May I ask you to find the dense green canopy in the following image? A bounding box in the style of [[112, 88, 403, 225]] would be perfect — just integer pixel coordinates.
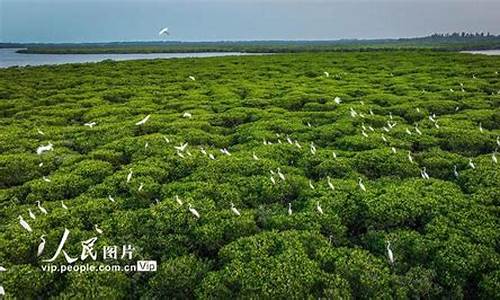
[[0, 50, 499, 298]]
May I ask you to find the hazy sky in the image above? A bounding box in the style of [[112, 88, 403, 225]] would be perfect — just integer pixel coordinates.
[[1, 0, 499, 43]]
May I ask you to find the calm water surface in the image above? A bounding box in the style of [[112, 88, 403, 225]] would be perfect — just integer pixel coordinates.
[[0, 48, 254, 68], [461, 50, 500, 55]]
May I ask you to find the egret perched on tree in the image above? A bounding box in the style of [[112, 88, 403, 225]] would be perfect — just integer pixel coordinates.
[[323, 71, 330, 77], [414, 124, 422, 135], [361, 130, 368, 138], [270, 176, 276, 185], [61, 201, 68, 210], [0, 285, 4, 296], [386, 241, 394, 265], [497, 136, 500, 147], [36, 201, 48, 215], [252, 152, 259, 160], [421, 167, 430, 180], [277, 168, 285, 181], [468, 158, 475, 169], [36, 143, 53, 155], [492, 149, 498, 164], [288, 203, 292, 215], [0, 266, 5, 272], [208, 153, 215, 160], [358, 178, 366, 192], [37, 128, 45, 135], [316, 202, 323, 215], [18, 215, 32, 232], [183, 112, 192, 118], [391, 147, 397, 154], [407, 151, 414, 164], [37, 235, 46, 257], [188, 76, 196, 81], [135, 114, 151, 125], [138, 183, 144, 192], [453, 165, 459, 178], [405, 128, 412, 135], [188, 203, 200, 219], [127, 170, 133, 183], [84, 122, 97, 128], [310, 142, 317, 155], [28, 209, 36, 220], [108, 195, 115, 202], [334, 97, 342, 104], [159, 27, 170, 36], [42, 176, 51, 182], [381, 134, 388, 142], [327, 176, 335, 190], [230, 202, 241, 216], [175, 195, 183, 205], [309, 180, 315, 190], [94, 224, 103, 234], [479, 123, 483, 133]]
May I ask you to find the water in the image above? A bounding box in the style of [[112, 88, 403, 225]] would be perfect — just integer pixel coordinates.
[[461, 50, 500, 55], [0, 48, 252, 68]]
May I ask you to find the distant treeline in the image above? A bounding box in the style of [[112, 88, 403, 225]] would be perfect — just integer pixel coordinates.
[[2, 33, 500, 54]]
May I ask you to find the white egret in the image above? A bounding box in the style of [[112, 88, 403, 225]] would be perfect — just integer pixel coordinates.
[[37, 235, 46, 257], [177, 151, 185, 158], [405, 128, 412, 135], [386, 241, 394, 264], [270, 176, 276, 185], [407, 151, 413, 164], [327, 176, 334, 190], [416, 107, 421, 113], [450, 88, 454, 93], [0, 286, 4, 296], [84, 122, 97, 128], [0, 267, 5, 272], [434, 121, 440, 129], [362, 123, 367, 131], [208, 153, 215, 160], [42, 176, 51, 183], [159, 27, 170, 36], [200, 147, 207, 156], [108, 195, 115, 202], [288, 203, 292, 215], [334, 97, 342, 104], [230, 202, 241, 216], [127, 170, 133, 183], [37, 128, 45, 135], [36, 201, 48, 215], [350, 108, 358, 118], [391, 147, 397, 153], [252, 152, 259, 160], [94, 224, 103, 234], [61, 201, 68, 210], [358, 178, 366, 192], [324, 71, 330, 77], [389, 112, 393, 120], [332, 151, 337, 158], [316, 202, 323, 215], [18, 215, 32, 232], [368, 126, 375, 132], [286, 135, 293, 144], [294, 140, 302, 149], [382, 126, 390, 133], [492, 149, 498, 163], [36, 143, 53, 155], [381, 134, 388, 142], [188, 76, 196, 81], [28, 209, 36, 220], [277, 168, 285, 181], [479, 123, 483, 133], [188, 203, 200, 219], [138, 183, 144, 192], [361, 130, 368, 138], [369, 109, 374, 115], [135, 114, 151, 126], [182, 112, 192, 118], [421, 167, 430, 180], [220, 148, 231, 156], [429, 115, 436, 122], [415, 125, 422, 135], [175, 195, 183, 206], [163, 136, 171, 143], [309, 180, 315, 190], [307, 122, 312, 127], [453, 165, 459, 178], [39, 162, 43, 167], [496, 136, 500, 147], [468, 158, 475, 169], [175, 142, 188, 152]]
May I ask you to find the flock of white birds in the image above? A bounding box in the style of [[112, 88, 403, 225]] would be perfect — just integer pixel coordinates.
[[2, 70, 500, 297]]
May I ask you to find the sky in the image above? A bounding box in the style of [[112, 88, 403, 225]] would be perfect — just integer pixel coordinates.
[[1, 0, 499, 43]]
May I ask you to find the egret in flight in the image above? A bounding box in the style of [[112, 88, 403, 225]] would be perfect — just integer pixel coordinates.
[[37, 235, 46, 257], [135, 114, 151, 125], [19, 215, 33, 232], [230, 202, 241, 216], [159, 27, 170, 36], [36, 201, 48, 214], [188, 203, 200, 219], [84, 122, 97, 128]]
